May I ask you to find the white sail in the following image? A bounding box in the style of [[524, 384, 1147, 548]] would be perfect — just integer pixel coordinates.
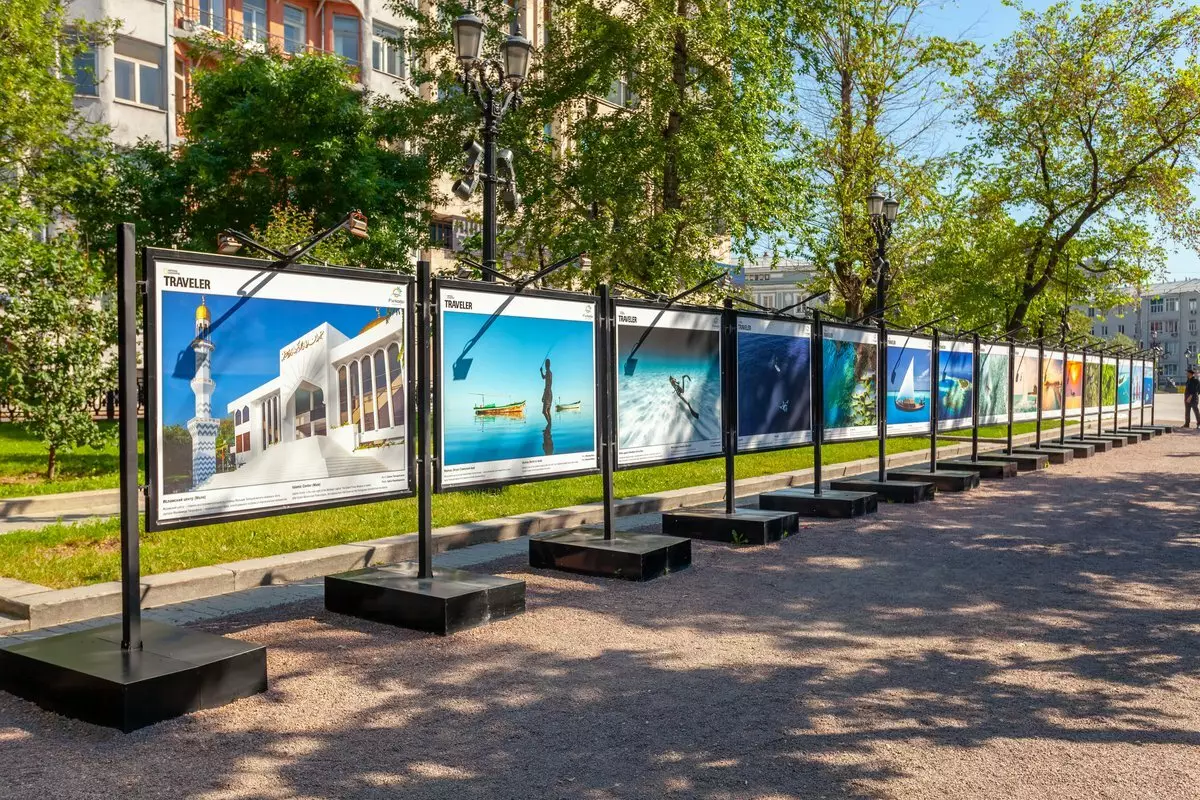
[[898, 359, 916, 401]]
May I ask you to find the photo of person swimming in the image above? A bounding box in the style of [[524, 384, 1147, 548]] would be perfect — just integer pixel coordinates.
[[615, 305, 722, 467]]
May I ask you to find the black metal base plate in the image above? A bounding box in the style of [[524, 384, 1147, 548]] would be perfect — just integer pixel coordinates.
[[973, 452, 1049, 471], [886, 467, 981, 492], [1008, 446, 1074, 464], [0, 620, 267, 732], [1096, 431, 1141, 444], [1114, 428, 1153, 441], [1066, 437, 1114, 452], [759, 487, 879, 518], [938, 458, 1019, 478], [1148, 424, 1174, 434], [829, 477, 936, 503], [1124, 427, 1162, 437], [325, 564, 526, 636], [661, 508, 799, 545], [1079, 434, 1125, 447], [529, 529, 691, 581]]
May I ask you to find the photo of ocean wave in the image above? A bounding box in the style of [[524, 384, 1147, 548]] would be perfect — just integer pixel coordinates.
[[737, 330, 810, 440], [1117, 363, 1131, 406], [617, 323, 721, 451]]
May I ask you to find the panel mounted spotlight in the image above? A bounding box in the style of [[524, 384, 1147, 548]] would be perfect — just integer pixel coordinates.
[[500, 181, 521, 214], [216, 233, 242, 255], [496, 148, 516, 181], [463, 139, 483, 172], [452, 173, 479, 201]]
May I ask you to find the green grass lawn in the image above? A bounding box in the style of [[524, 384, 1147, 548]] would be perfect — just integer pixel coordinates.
[[0, 422, 146, 498], [0, 417, 1073, 590]]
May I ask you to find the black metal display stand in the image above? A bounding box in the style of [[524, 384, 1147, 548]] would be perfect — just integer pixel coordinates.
[[530, 284, 691, 580], [1069, 346, 1115, 451], [829, 319, 934, 501], [942, 333, 1018, 478], [662, 301, 800, 543], [887, 327, 979, 491], [1009, 333, 1076, 464], [980, 337, 1047, 472], [326, 260, 526, 631], [760, 310, 879, 517], [0, 225, 267, 732], [1111, 351, 1154, 439]]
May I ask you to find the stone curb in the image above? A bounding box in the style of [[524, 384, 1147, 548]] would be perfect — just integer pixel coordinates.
[[0, 488, 143, 522], [0, 426, 1084, 634]]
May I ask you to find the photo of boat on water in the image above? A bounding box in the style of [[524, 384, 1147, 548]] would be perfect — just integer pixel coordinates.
[[1065, 355, 1084, 411], [1084, 358, 1101, 411], [884, 334, 931, 436], [736, 317, 811, 451], [822, 326, 877, 441], [1117, 361, 1131, 406], [1041, 354, 1064, 412], [936, 341, 973, 430], [978, 345, 1010, 425], [616, 306, 722, 466], [439, 288, 598, 488], [1012, 347, 1040, 421]]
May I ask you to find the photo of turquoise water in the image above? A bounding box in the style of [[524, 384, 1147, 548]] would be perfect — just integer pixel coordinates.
[[979, 350, 1009, 421], [441, 309, 596, 467], [1132, 363, 1144, 405], [822, 334, 876, 436], [885, 338, 930, 432], [1144, 373, 1155, 404], [617, 321, 721, 452], [937, 349, 974, 427], [1117, 362, 1131, 405], [737, 328, 810, 443]]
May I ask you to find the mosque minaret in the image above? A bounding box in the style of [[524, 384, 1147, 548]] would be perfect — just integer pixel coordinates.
[[187, 297, 219, 488]]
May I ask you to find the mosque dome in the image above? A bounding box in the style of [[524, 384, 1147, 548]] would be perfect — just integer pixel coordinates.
[[196, 297, 210, 323], [358, 309, 390, 335]]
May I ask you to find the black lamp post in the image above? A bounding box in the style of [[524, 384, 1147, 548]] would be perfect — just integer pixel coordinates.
[[451, 12, 533, 281], [867, 190, 900, 317]]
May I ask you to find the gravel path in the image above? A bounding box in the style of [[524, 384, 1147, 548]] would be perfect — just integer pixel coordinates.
[[3, 430, 1200, 799]]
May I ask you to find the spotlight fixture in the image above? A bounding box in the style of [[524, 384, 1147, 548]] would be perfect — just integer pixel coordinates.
[[496, 148, 515, 181], [500, 181, 521, 214], [452, 173, 480, 201], [216, 233, 242, 255], [347, 211, 369, 239], [463, 139, 483, 172]]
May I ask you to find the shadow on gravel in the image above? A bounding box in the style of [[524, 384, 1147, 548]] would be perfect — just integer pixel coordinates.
[[2, 445, 1199, 799]]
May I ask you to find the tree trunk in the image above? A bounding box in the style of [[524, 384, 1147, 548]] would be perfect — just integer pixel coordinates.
[[661, 0, 688, 216], [47, 444, 56, 481]]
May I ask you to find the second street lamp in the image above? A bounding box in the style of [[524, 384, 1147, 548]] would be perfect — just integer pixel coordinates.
[[451, 12, 533, 281]]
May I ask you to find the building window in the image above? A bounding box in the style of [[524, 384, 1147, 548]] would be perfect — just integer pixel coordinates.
[[1165, 341, 1179, 356], [372, 23, 405, 77], [374, 350, 390, 426], [243, 0, 268, 43], [604, 74, 638, 108], [388, 343, 404, 427], [70, 43, 98, 96], [1166, 320, 1179, 334], [199, 0, 226, 33], [1190, 319, 1198, 335], [1117, 324, 1124, 334], [1166, 297, 1180, 312], [1150, 321, 1164, 336], [334, 15, 361, 66], [1101, 325, 1108, 336], [360, 356, 376, 432], [1150, 297, 1164, 313], [431, 220, 453, 249], [338, 366, 349, 426], [1165, 363, 1178, 377], [349, 362, 361, 426], [1191, 297, 1198, 313], [284, 5, 307, 54], [114, 40, 165, 108], [1087, 306, 1095, 317]]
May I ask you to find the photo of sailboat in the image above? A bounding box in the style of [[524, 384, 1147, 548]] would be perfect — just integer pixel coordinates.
[[894, 362, 927, 411], [885, 334, 931, 435]]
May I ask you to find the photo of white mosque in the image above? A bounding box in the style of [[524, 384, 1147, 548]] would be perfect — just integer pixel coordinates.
[[184, 296, 408, 493]]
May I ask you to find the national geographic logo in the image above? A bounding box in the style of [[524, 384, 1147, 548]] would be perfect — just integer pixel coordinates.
[[444, 294, 473, 310], [164, 275, 211, 290]]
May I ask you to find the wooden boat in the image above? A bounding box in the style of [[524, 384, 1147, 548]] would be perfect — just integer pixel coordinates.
[[555, 400, 581, 412], [894, 361, 927, 412], [474, 400, 526, 417]]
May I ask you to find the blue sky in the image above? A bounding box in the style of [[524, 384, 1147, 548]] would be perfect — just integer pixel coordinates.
[[161, 291, 386, 427], [900, 1, 1199, 281]]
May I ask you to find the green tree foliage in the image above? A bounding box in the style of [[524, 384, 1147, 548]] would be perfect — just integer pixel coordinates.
[[402, 0, 811, 289], [962, 0, 1200, 332], [87, 45, 430, 271], [0, 1, 118, 477]]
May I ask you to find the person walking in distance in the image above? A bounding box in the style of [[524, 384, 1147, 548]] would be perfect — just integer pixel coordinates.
[[1185, 367, 1200, 428], [540, 358, 553, 425]]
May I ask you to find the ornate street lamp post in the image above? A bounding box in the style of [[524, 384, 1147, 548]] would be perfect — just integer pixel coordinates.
[[451, 12, 532, 281], [866, 190, 900, 317]]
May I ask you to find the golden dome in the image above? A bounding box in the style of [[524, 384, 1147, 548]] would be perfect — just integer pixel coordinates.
[[196, 297, 210, 323], [358, 309, 389, 335]]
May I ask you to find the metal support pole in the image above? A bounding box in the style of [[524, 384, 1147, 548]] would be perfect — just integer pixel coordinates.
[[1110, 352, 1119, 434], [1151, 357, 1157, 425], [1006, 336, 1015, 453], [482, 99, 498, 282], [416, 260, 433, 579], [811, 310, 824, 496], [600, 285, 616, 540], [1035, 330, 1044, 448], [1127, 354, 1134, 429], [723, 300, 737, 514], [117, 223, 141, 652], [929, 328, 940, 473], [877, 318, 888, 481], [1059, 335, 1067, 445], [1077, 348, 1087, 439], [971, 333, 980, 461]]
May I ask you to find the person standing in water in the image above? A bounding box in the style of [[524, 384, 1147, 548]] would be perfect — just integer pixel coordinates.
[[540, 358, 553, 424]]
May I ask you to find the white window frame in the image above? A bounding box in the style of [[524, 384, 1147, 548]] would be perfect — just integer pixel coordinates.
[[243, 0, 268, 44], [1166, 297, 1180, 312], [114, 52, 164, 110], [372, 22, 406, 78], [333, 14, 361, 66], [1150, 297, 1164, 313], [283, 5, 307, 54]]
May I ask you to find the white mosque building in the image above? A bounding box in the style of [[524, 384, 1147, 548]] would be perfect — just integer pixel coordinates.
[[186, 298, 408, 491]]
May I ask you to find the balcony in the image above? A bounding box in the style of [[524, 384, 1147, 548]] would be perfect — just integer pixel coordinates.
[[172, 2, 357, 66]]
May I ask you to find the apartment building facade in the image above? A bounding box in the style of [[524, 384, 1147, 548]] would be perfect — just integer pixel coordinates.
[[1084, 278, 1200, 385]]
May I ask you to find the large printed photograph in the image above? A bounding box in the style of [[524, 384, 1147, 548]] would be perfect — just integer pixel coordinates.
[[150, 257, 411, 528], [1117, 361, 1131, 406], [884, 333, 931, 436], [822, 326, 878, 441], [936, 340, 974, 431], [1041, 354, 1064, 413], [439, 287, 598, 489], [616, 305, 722, 466], [1012, 347, 1040, 422], [736, 316, 811, 451], [1143, 362, 1155, 407], [1132, 362, 1144, 407], [1084, 355, 1101, 413], [1065, 354, 1084, 411], [978, 343, 1010, 425], [1102, 361, 1117, 408]]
